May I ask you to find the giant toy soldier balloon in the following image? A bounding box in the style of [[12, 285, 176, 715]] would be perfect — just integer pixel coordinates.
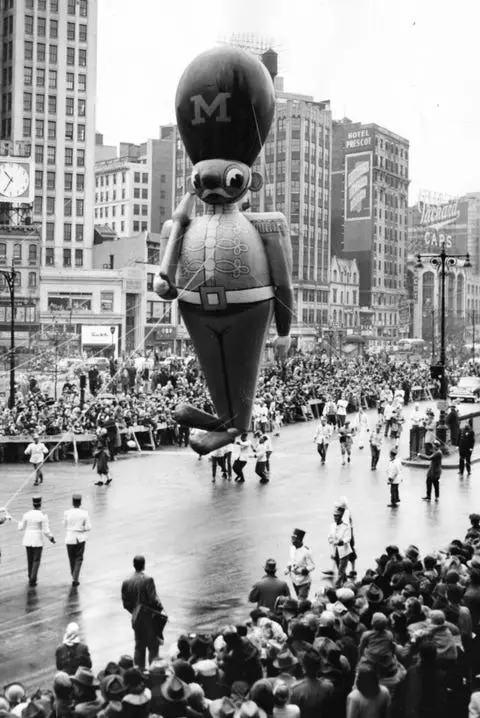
[[154, 46, 293, 455]]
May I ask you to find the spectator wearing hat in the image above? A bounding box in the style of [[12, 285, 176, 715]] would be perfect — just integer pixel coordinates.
[[121, 668, 151, 718], [153, 675, 189, 718], [63, 494, 91, 586], [418, 440, 443, 501], [55, 622, 92, 676], [0, 696, 14, 718], [3, 684, 27, 717], [18, 495, 56, 587], [98, 676, 125, 718], [458, 422, 475, 477], [24, 434, 48, 486], [269, 650, 300, 690], [464, 569, 480, 635], [121, 555, 164, 670], [427, 610, 458, 668], [290, 648, 334, 718], [249, 559, 290, 611], [51, 672, 74, 718], [21, 700, 48, 718], [466, 514, 480, 544], [358, 613, 406, 697], [249, 679, 274, 716], [209, 697, 236, 718], [148, 659, 172, 712], [386, 448, 402, 508], [286, 530, 315, 599], [71, 667, 104, 718], [190, 636, 228, 700], [327, 509, 351, 588], [185, 682, 210, 718], [272, 682, 299, 718], [220, 626, 263, 688]]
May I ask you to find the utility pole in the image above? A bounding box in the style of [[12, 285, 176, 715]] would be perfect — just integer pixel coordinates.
[[0, 263, 16, 409]]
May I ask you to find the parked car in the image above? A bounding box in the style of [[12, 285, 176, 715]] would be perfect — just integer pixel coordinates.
[[85, 356, 110, 371], [449, 376, 480, 402]]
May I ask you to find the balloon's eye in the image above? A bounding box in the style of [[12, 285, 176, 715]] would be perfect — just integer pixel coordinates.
[[191, 171, 201, 189], [225, 168, 244, 189]]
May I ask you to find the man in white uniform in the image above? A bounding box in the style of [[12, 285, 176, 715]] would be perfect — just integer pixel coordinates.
[[18, 495, 56, 586], [63, 493, 91, 586], [286, 528, 315, 598], [386, 448, 402, 508], [24, 434, 48, 486], [313, 417, 333, 464], [327, 507, 352, 587]]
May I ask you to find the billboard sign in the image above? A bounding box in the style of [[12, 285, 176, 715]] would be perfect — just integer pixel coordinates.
[[410, 195, 468, 255], [345, 128, 373, 150], [345, 152, 372, 221], [81, 325, 118, 345]]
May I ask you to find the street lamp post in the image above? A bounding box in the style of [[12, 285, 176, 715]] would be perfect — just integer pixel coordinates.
[[416, 248, 471, 401], [0, 263, 16, 409], [472, 309, 476, 359]]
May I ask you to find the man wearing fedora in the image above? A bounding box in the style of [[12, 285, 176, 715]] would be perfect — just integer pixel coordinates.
[[121, 555, 165, 670], [269, 648, 299, 688], [64, 494, 91, 586], [286, 529, 315, 599], [71, 667, 104, 717], [248, 558, 290, 611], [18, 495, 56, 586], [98, 675, 126, 718], [418, 439, 443, 501], [153, 675, 188, 718]]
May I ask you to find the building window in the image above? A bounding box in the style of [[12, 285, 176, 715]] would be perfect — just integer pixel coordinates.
[[78, 48, 87, 66], [78, 73, 86, 92], [23, 92, 32, 112], [77, 99, 86, 116], [141, 205, 148, 216], [28, 244, 37, 264], [23, 118, 32, 138], [13, 243, 21, 263], [46, 222, 54, 241], [147, 273, 154, 291], [28, 271, 37, 289], [76, 174, 84, 191], [50, 0, 58, 11], [63, 249, 71, 267], [76, 199, 84, 217], [37, 16, 46, 36], [100, 291, 113, 311], [36, 68, 45, 87], [33, 196, 43, 214], [79, 24, 87, 42], [47, 146, 56, 164], [49, 44, 57, 64], [46, 196, 55, 214], [48, 95, 56, 114], [67, 22, 75, 40], [65, 147, 73, 166], [25, 15, 34, 34], [77, 124, 85, 142], [133, 205, 140, 216], [75, 249, 83, 267], [141, 222, 148, 231], [133, 187, 140, 199], [66, 72, 74, 91], [24, 66, 33, 85], [64, 223, 71, 241], [64, 197, 72, 216], [77, 149, 85, 167], [134, 172, 140, 183], [64, 172, 73, 191], [79, 0, 88, 16], [35, 119, 44, 139], [47, 120, 56, 140], [75, 224, 83, 242], [24, 41, 33, 60], [35, 94, 45, 113], [142, 188, 148, 199], [67, 0, 76, 12], [66, 47, 75, 65], [133, 221, 139, 232], [48, 69, 57, 89], [65, 122, 74, 140], [46, 171, 55, 190], [45, 247, 54, 266], [142, 173, 148, 184], [35, 145, 44, 163], [66, 97, 74, 116], [36, 42, 45, 62], [0, 243, 6, 264]]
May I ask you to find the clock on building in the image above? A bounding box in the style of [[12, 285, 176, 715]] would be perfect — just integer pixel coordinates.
[[0, 158, 33, 201]]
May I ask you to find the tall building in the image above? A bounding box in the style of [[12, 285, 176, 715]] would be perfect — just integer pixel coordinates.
[[331, 119, 409, 344], [0, 0, 97, 270], [94, 130, 174, 238], [172, 76, 332, 349]]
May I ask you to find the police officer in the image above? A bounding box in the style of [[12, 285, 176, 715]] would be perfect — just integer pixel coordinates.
[[18, 496, 56, 586], [63, 493, 91, 586]]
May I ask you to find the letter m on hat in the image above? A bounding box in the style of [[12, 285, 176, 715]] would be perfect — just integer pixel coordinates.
[[190, 92, 232, 125]]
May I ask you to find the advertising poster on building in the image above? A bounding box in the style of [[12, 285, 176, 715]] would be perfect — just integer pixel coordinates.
[[409, 193, 468, 257], [345, 152, 372, 221]]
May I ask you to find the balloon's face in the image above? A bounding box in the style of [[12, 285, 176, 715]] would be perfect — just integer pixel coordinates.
[[191, 159, 251, 205]]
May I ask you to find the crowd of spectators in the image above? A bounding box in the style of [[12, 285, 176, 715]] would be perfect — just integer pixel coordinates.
[[0, 353, 437, 446], [6, 514, 480, 717]]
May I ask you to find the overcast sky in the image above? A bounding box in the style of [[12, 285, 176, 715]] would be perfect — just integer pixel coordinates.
[[97, 0, 479, 201]]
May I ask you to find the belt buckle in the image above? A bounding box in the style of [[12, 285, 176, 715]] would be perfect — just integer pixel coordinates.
[[199, 287, 227, 311]]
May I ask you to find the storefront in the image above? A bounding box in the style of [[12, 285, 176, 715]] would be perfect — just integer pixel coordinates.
[[81, 324, 119, 358]]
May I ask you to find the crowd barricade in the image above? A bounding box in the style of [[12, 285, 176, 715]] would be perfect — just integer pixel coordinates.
[[411, 384, 436, 402]]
